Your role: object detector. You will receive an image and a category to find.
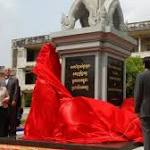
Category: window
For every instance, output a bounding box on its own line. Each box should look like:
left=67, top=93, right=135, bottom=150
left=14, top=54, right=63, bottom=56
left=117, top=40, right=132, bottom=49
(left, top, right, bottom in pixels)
left=25, top=71, right=35, bottom=84
left=27, top=49, right=39, bottom=62
left=146, top=45, right=150, bottom=51
left=113, top=8, right=121, bottom=30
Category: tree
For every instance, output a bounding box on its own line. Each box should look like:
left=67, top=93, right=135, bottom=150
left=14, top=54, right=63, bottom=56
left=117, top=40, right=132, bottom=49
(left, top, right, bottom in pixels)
left=126, top=56, right=144, bottom=97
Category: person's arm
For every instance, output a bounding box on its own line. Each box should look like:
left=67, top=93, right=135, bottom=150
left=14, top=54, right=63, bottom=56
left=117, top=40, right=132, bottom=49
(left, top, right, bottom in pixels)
left=12, top=78, right=19, bottom=106
left=5, top=87, right=9, bottom=101
left=134, top=74, right=143, bottom=114
left=2, top=87, right=10, bottom=108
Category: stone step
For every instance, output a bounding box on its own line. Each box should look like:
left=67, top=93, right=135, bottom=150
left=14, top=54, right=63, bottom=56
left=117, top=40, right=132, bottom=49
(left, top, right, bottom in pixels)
left=0, top=138, right=140, bottom=150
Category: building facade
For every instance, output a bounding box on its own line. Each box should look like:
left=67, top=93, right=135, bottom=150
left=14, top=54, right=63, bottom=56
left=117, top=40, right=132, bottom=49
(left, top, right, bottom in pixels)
left=12, top=35, right=51, bottom=108
left=0, top=66, right=5, bottom=80
left=12, top=20, right=150, bottom=108
left=128, top=20, right=150, bottom=57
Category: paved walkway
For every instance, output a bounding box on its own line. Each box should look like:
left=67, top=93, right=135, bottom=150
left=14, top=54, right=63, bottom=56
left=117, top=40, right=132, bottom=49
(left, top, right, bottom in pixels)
left=0, top=145, right=144, bottom=150
left=0, top=144, right=59, bottom=150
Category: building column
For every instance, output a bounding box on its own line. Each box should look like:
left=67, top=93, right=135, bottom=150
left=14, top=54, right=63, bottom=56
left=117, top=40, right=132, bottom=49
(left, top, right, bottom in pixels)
left=22, top=92, right=25, bottom=108
left=138, top=37, right=142, bottom=52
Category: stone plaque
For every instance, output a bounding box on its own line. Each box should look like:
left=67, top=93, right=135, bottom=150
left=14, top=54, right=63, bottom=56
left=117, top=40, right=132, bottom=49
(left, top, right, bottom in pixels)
left=107, top=57, right=124, bottom=106
left=65, top=55, right=95, bottom=97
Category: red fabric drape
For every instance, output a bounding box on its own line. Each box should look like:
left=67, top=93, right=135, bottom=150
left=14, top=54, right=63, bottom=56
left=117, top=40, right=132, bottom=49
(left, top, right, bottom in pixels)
left=24, top=43, right=143, bottom=144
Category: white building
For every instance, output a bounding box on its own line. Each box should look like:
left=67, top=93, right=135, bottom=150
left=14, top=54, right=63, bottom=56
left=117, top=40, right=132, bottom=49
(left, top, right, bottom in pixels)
left=12, top=35, right=51, bottom=108
left=128, top=20, right=150, bottom=58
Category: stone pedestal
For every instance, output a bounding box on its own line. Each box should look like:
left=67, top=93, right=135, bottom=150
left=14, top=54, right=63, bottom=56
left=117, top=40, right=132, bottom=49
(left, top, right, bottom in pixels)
left=52, top=26, right=136, bottom=106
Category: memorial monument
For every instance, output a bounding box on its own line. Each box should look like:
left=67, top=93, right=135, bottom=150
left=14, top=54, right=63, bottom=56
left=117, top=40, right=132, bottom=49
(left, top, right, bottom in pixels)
left=52, top=0, right=137, bottom=106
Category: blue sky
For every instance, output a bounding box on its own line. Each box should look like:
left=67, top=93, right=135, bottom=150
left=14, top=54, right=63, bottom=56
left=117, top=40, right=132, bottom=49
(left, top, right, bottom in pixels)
left=0, top=0, right=150, bottom=66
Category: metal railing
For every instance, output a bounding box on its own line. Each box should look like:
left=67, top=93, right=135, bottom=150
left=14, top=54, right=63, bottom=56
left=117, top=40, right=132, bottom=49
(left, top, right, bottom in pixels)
left=12, top=34, right=51, bottom=49
left=127, top=20, right=150, bottom=31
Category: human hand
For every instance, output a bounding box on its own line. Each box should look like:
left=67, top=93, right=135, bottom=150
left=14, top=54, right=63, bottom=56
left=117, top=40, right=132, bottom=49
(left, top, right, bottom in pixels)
left=2, top=99, right=9, bottom=108
left=2, top=98, right=9, bottom=104
left=12, top=100, right=16, bottom=107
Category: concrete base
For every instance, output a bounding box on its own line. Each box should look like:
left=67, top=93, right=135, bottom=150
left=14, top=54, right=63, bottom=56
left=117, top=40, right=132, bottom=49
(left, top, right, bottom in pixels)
left=0, top=137, right=140, bottom=150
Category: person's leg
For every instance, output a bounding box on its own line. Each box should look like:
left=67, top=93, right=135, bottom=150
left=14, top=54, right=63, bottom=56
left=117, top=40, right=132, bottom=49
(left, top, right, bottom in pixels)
left=0, top=107, right=9, bottom=137
left=3, top=108, right=9, bottom=137
left=8, top=106, right=17, bottom=137
left=141, top=117, right=150, bottom=150
left=0, top=107, right=4, bottom=137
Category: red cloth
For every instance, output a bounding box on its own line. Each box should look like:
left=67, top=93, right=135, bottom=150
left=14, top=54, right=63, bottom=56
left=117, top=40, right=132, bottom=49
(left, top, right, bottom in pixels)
left=24, top=43, right=143, bottom=144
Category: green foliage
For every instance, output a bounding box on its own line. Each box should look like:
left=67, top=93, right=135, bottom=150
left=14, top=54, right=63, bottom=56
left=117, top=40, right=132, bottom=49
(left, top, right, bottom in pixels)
left=126, top=56, right=144, bottom=97
left=25, top=93, right=32, bottom=107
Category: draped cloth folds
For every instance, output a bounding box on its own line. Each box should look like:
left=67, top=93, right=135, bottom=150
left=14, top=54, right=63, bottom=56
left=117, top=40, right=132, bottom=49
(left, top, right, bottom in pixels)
left=24, top=43, right=143, bottom=144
